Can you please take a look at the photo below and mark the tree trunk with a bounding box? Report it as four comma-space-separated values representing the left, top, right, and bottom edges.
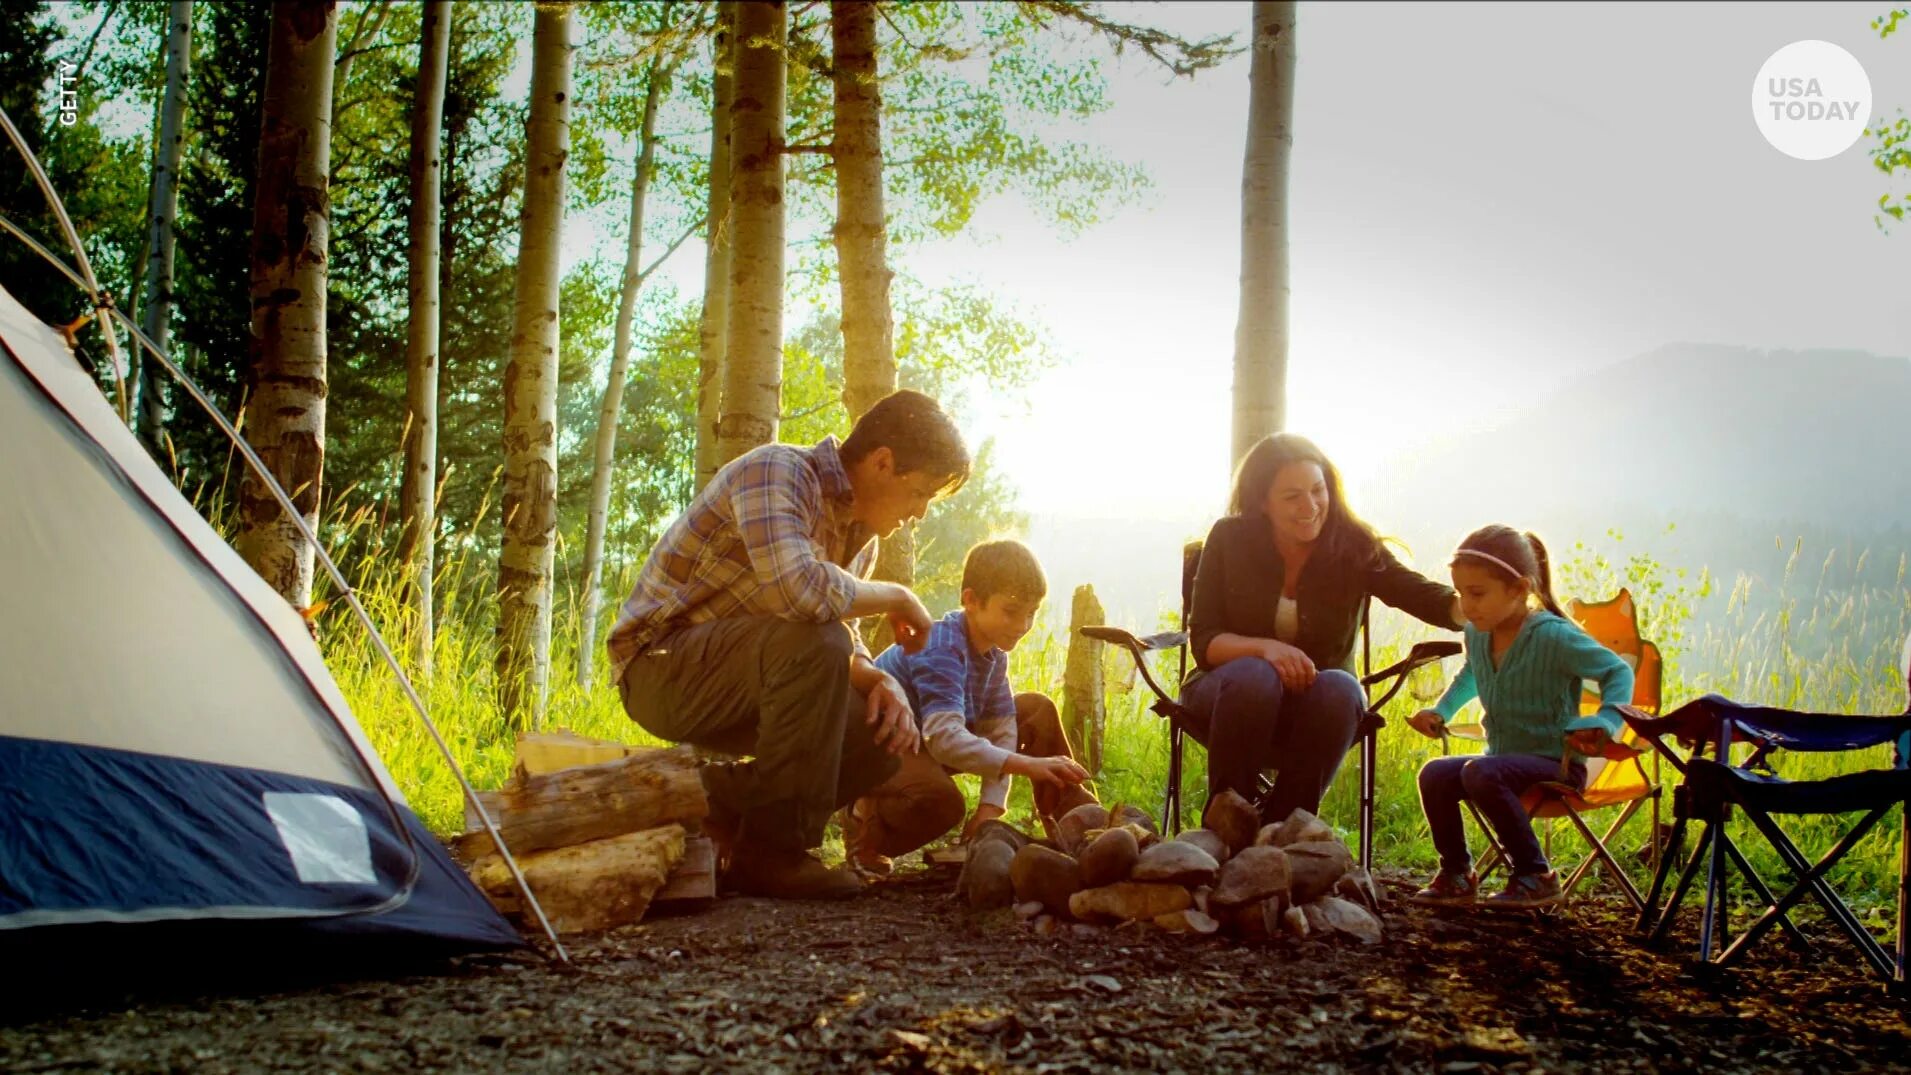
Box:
1230, 0, 1296, 468
237, 0, 338, 611
400, 0, 450, 681
832, 0, 911, 643
577, 59, 668, 689
693, 2, 734, 492
1063, 583, 1107, 775
714, 0, 785, 466
134, 0, 193, 449
497, 0, 573, 730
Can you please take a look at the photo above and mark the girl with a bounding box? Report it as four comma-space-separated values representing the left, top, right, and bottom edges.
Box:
1405, 525, 1633, 910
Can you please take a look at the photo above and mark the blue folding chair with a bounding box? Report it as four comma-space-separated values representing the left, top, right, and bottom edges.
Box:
1625, 633, 1911, 993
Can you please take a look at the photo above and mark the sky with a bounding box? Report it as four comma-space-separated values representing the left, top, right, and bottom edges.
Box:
913, 1, 1911, 524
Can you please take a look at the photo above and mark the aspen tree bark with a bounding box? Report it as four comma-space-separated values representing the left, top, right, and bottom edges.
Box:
497, 0, 574, 729
237, 0, 337, 610
1230, 1, 1295, 467
714, 0, 785, 465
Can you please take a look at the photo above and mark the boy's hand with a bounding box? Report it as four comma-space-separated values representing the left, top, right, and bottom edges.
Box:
887, 585, 933, 653
961, 803, 1006, 843
865, 670, 919, 756
1406, 709, 1445, 739
1004, 753, 1090, 789
1566, 728, 1610, 756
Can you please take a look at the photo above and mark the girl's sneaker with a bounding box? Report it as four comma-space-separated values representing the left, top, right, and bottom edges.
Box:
1410, 868, 1479, 906
1485, 870, 1562, 910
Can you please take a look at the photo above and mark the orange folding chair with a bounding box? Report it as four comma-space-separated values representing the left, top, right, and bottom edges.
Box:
1453, 589, 1667, 909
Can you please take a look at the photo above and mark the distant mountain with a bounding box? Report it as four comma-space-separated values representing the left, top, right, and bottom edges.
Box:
1366, 343, 1911, 560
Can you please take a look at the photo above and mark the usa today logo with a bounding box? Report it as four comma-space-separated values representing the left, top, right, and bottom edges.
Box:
1752, 40, 1872, 161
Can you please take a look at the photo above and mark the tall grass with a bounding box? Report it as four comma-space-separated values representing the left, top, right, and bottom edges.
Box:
318, 519, 1909, 911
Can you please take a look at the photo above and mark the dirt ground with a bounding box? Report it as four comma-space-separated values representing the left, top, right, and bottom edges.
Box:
4, 867, 1908, 1074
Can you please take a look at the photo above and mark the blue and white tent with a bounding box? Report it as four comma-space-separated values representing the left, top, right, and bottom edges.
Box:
0, 281, 519, 954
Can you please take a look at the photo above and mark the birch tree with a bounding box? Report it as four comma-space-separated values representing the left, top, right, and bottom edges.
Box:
693, 2, 734, 491
1230, 0, 1295, 466
134, 0, 192, 447
577, 56, 671, 688
237, 0, 338, 610
497, 0, 573, 729
714, 0, 785, 466
400, 0, 450, 679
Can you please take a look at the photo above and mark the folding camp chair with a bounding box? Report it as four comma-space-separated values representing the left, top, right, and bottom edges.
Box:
1627, 633, 1911, 992
1081, 538, 1458, 872
1456, 589, 1668, 910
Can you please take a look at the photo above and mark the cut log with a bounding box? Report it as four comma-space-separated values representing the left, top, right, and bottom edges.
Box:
453, 745, 707, 860
467, 824, 686, 934
653, 835, 717, 903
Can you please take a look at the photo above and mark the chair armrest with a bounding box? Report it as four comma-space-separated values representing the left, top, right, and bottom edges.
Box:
1078, 626, 1186, 653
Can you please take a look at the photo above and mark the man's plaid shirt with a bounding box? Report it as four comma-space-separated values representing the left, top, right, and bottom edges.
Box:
606, 437, 877, 681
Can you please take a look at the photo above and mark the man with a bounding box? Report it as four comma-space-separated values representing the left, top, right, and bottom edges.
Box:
608, 390, 969, 898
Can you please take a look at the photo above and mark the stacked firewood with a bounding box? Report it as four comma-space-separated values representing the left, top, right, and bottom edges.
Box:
955, 790, 1385, 943
449, 732, 717, 935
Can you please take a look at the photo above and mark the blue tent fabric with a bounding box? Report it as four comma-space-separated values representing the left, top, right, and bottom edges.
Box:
0, 735, 517, 949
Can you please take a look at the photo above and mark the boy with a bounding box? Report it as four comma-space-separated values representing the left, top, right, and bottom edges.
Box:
843, 539, 1097, 873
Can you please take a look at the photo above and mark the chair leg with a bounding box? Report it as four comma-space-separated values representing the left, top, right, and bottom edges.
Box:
1164, 724, 1183, 835
1719, 806, 1895, 979
1359, 728, 1376, 874
1562, 804, 1647, 913
1639, 814, 1688, 932
1649, 822, 1714, 948
1699, 805, 1732, 963
1898, 796, 1908, 991
1468, 801, 1509, 880
1718, 832, 1811, 950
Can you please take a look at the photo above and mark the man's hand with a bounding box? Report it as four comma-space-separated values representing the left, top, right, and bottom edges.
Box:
961, 802, 1006, 843
1004, 753, 1090, 789
886, 584, 933, 654
1260, 639, 1317, 691
1406, 709, 1446, 739
865, 670, 920, 756
1566, 728, 1610, 757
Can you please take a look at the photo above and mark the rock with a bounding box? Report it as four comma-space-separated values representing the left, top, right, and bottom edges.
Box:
1233, 898, 1271, 940
1108, 803, 1158, 837
1033, 914, 1059, 937
971, 819, 1030, 853
1285, 839, 1355, 904
1315, 895, 1384, 944
1079, 826, 1141, 887
1280, 904, 1310, 938
1264, 808, 1335, 848
1336, 866, 1384, 911
1009, 844, 1082, 917
1300, 901, 1331, 935
1155, 909, 1221, 935
1069, 881, 1193, 923
1210, 845, 1291, 909
1068, 922, 1105, 940
1117, 822, 1159, 849
1056, 804, 1109, 857
1014, 900, 1045, 920
1173, 828, 1230, 865
1202, 790, 1260, 855
1132, 841, 1220, 887
1252, 823, 1283, 848
1192, 885, 1212, 916
958, 838, 1017, 910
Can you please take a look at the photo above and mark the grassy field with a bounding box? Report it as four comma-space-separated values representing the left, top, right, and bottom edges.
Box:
322, 533, 1911, 913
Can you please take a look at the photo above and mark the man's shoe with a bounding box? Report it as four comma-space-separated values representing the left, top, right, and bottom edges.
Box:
1409, 868, 1479, 907
722, 843, 866, 900
838, 801, 894, 877
1484, 870, 1563, 910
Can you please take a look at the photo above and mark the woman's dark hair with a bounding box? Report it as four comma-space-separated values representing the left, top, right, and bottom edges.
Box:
1451, 524, 1565, 617
1227, 432, 1377, 561
840, 389, 970, 496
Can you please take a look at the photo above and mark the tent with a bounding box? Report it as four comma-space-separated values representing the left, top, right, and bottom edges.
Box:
0, 280, 520, 955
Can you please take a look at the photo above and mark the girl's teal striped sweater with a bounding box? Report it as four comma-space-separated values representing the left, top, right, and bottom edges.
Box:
1431, 610, 1634, 759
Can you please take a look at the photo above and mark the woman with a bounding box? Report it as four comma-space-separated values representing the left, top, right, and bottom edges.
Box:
1181, 433, 1464, 823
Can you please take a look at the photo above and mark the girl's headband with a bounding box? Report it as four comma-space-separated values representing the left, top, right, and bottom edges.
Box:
1452, 547, 1528, 581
